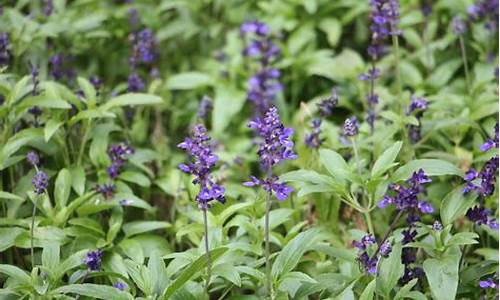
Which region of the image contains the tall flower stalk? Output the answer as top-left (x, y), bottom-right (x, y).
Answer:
top-left (27, 151), bottom-right (48, 268)
top-left (244, 107), bottom-right (297, 297)
top-left (178, 124), bottom-right (225, 294)
top-left (452, 16), bottom-right (471, 95)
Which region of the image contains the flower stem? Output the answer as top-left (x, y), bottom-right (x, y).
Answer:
top-left (372, 209), bottom-right (404, 258)
top-left (392, 33), bottom-right (403, 115)
top-left (264, 192), bottom-right (273, 298)
top-left (202, 208), bottom-right (212, 296)
top-left (30, 195), bottom-right (37, 269)
top-left (77, 120), bottom-right (91, 165)
top-left (458, 35), bottom-right (471, 96)
top-left (364, 212), bottom-right (375, 236)
top-left (351, 137), bottom-right (362, 177)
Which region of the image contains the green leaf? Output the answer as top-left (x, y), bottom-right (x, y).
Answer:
top-left (359, 279), bottom-right (376, 300)
top-left (392, 159), bottom-right (463, 182)
top-left (164, 247), bottom-right (228, 298)
top-left (272, 228), bottom-right (320, 279)
top-left (0, 264), bottom-right (31, 285)
top-left (377, 243), bottom-right (404, 297)
top-left (394, 279), bottom-right (418, 300)
top-left (165, 72), bottom-right (212, 90)
top-left (212, 86), bottom-right (246, 135)
top-left (1, 128), bottom-right (44, 163)
top-left (319, 149), bottom-right (351, 183)
top-left (44, 119), bottom-right (64, 142)
top-left (371, 141), bottom-right (402, 178)
top-left (17, 96), bottom-right (72, 111)
top-left (427, 59), bottom-right (462, 89)
top-left (70, 165), bottom-right (86, 196)
top-left (0, 191), bottom-right (24, 202)
top-left (446, 232), bottom-right (479, 247)
top-left (102, 93), bottom-right (162, 110)
top-left (77, 77), bottom-right (97, 106)
top-left (53, 250), bottom-right (87, 279)
top-left (213, 263), bottom-right (241, 286)
top-left (54, 284), bottom-right (133, 300)
top-left (440, 186), bottom-right (477, 225)
top-left (122, 221), bottom-right (171, 237)
top-left (318, 18), bottom-right (342, 47)
top-left (42, 243), bottom-right (60, 270)
top-left (148, 251), bottom-right (169, 295)
top-left (0, 227), bottom-right (24, 252)
top-left (423, 255), bottom-right (460, 300)
top-left (55, 168), bottom-right (71, 208)
top-left (118, 171), bottom-right (151, 187)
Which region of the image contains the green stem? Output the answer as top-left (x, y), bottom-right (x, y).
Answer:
top-left (458, 35), bottom-right (471, 96)
top-left (351, 137), bottom-right (362, 177)
top-left (392, 33), bottom-right (403, 115)
top-left (264, 192), bottom-right (273, 299)
top-left (77, 121), bottom-right (91, 166)
top-left (202, 208), bottom-right (212, 296)
top-left (364, 212), bottom-right (375, 235)
top-left (30, 195), bottom-right (37, 269)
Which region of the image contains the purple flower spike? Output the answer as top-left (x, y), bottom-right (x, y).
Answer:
top-left (317, 88), bottom-right (339, 117)
top-left (96, 184), bottom-right (116, 200)
top-left (305, 118), bottom-right (323, 149)
top-left (178, 124), bottom-right (225, 209)
top-left (0, 32), bottom-right (10, 66)
top-left (380, 241), bottom-right (392, 257)
top-left (27, 151), bottom-right (39, 167)
top-left (85, 249), bottom-right (103, 271)
top-left (113, 282), bottom-right (127, 291)
top-left (480, 123), bottom-right (499, 151)
top-left (107, 143), bottom-right (135, 179)
top-left (343, 117), bottom-right (359, 137)
top-left (32, 171), bottom-right (48, 195)
top-left (432, 221), bottom-right (443, 231)
top-left (452, 16), bottom-right (467, 35)
top-left (479, 277), bottom-right (498, 289)
top-left (197, 95), bottom-right (213, 120)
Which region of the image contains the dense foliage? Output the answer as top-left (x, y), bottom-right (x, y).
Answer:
top-left (0, 0), bottom-right (498, 299)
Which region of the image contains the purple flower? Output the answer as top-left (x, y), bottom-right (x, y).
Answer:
top-left (408, 95), bottom-right (428, 114)
top-left (305, 118), bottom-right (323, 149)
top-left (407, 95), bottom-right (428, 143)
top-left (317, 88), bottom-right (338, 117)
top-left (360, 67), bottom-right (381, 131)
top-left (43, 0), bottom-right (54, 16)
top-left (466, 206), bottom-right (498, 230)
top-left (27, 151), bottom-right (39, 167)
top-left (248, 107), bottom-right (297, 169)
top-left (127, 8), bottom-right (139, 28)
top-left (0, 32), bottom-right (10, 66)
top-left (479, 277), bottom-right (498, 289)
top-left (89, 76), bottom-right (103, 91)
top-left (129, 29), bottom-right (158, 66)
top-left (432, 221), bottom-right (443, 231)
top-left (480, 123), bottom-right (498, 151)
top-left (240, 21), bottom-right (270, 36)
top-left (32, 171), bottom-right (48, 194)
top-left (246, 68), bottom-right (283, 116)
top-left (107, 143), bottom-right (134, 179)
top-left (417, 200), bottom-right (434, 214)
top-left (96, 184), bottom-right (116, 200)
top-left (464, 156), bottom-right (498, 197)
top-left (29, 63), bottom-right (40, 96)
top-left (380, 241), bottom-right (392, 257)
top-left (343, 117), bottom-right (359, 137)
top-left (197, 95), bottom-right (213, 120)
top-left (245, 107), bottom-right (296, 201)
top-left (127, 72), bottom-right (145, 92)
top-left (178, 124), bottom-right (225, 209)
top-left (468, 0), bottom-right (499, 31)
top-left (84, 249), bottom-right (103, 271)
top-left (352, 234), bottom-right (379, 274)
top-left (119, 199), bottom-right (133, 206)
top-left (368, 0), bottom-right (401, 60)
top-left (49, 53), bottom-right (75, 82)
top-left (452, 16), bottom-right (467, 35)
top-left (113, 282), bottom-right (127, 291)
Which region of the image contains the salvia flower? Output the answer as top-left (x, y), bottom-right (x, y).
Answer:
top-left (452, 16), bottom-right (467, 35)
top-left (317, 88), bottom-right (338, 117)
top-left (305, 118), bottom-right (323, 149)
top-left (127, 72), bottom-right (145, 92)
top-left (26, 151), bottom-right (39, 167)
top-left (197, 95), bottom-right (213, 120)
top-left (244, 107), bottom-right (296, 201)
top-left (343, 116), bottom-right (359, 137)
top-left (468, 0), bottom-right (499, 31)
top-left (0, 32), bottom-right (10, 66)
top-left (43, 0), bottom-right (54, 17)
top-left (368, 0), bottom-right (401, 60)
top-left (480, 123), bottom-right (498, 151)
top-left (380, 241), bottom-right (392, 257)
top-left (479, 277), bottom-right (499, 289)
top-left (241, 21), bottom-right (282, 116)
top-left (359, 67), bottom-right (381, 131)
top-left (49, 53), bottom-right (75, 82)
top-left (466, 206), bottom-right (499, 229)
top-left (129, 28), bottom-right (158, 66)
top-left (84, 249), bottom-right (103, 271)
top-left (432, 221), bottom-right (443, 231)
top-left (29, 63), bottom-right (40, 96)
top-left (107, 143), bottom-right (135, 179)
top-left (407, 95), bottom-right (429, 143)
top-left (178, 124), bottom-right (225, 209)
top-left (96, 184), bottom-right (116, 200)
top-left (379, 169), bottom-right (433, 213)
top-left (352, 234), bottom-right (379, 274)
top-left (32, 171), bottom-right (48, 195)
top-left (247, 107), bottom-right (297, 169)
top-left (113, 282), bottom-right (127, 291)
